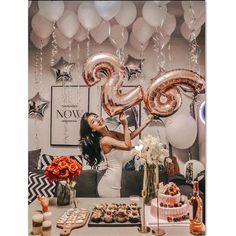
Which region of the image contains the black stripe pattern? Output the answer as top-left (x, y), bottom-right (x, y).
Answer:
top-left (28, 171), bottom-right (56, 204)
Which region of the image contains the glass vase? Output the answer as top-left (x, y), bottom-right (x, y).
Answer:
top-left (144, 163), bottom-right (157, 205)
top-left (57, 181), bottom-right (76, 206)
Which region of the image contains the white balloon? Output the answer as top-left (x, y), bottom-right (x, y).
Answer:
top-left (74, 26), bottom-right (87, 42)
top-left (38, 1), bottom-right (64, 22)
top-left (31, 13), bottom-right (53, 39)
top-left (161, 13), bottom-right (176, 36)
top-left (129, 32), bottom-right (149, 51)
top-left (165, 114), bottom-right (198, 149)
top-left (78, 2), bottom-right (102, 31)
top-left (90, 21), bottom-right (110, 44)
top-left (30, 31), bottom-right (50, 49)
top-left (57, 10), bottom-right (80, 38)
top-left (180, 22), bottom-right (201, 41)
top-left (55, 28), bottom-right (71, 50)
top-left (115, 1), bottom-right (137, 27)
top-left (109, 24), bottom-right (128, 49)
top-left (184, 160), bottom-right (205, 182)
top-left (181, 1), bottom-right (205, 18)
top-left (143, 1), bottom-right (167, 27)
top-left (94, 1), bottom-right (121, 21)
top-left (154, 1), bottom-right (170, 7)
top-left (184, 11), bottom-right (205, 30)
top-left (132, 17), bottom-right (154, 44)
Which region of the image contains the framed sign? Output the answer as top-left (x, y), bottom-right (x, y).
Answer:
top-left (50, 85), bottom-right (90, 146)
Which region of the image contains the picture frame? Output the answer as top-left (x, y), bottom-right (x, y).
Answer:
top-left (50, 85), bottom-right (90, 146)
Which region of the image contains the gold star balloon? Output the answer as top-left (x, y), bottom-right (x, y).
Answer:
top-left (51, 57), bottom-right (75, 82)
top-left (28, 92), bottom-right (49, 119)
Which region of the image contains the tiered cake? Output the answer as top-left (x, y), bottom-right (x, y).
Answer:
top-left (150, 182), bottom-right (189, 221)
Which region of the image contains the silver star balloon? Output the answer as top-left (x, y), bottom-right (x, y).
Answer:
top-left (125, 55), bottom-right (144, 81)
top-left (51, 57), bottom-right (75, 82)
top-left (28, 92), bottom-right (49, 119)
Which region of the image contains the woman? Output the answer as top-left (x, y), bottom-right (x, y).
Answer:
top-left (80, 112), bottom-right (153, 197)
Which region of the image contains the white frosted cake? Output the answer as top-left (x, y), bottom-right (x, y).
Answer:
top-left (150, 182), bottom-right (189, 222)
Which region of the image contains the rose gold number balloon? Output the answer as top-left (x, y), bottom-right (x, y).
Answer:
top-left (83, 53), bottom-right (143, 116)
top-left (144, 69), bottom-right (205, 117)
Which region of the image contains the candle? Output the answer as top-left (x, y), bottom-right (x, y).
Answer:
top-left (43, 211), bottom-right (52, 221)
top-left (42, 220), bottom-right (52, 236)
top-left (32, 213), bottom-right (43, 235)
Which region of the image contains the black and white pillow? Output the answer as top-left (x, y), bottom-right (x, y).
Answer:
top-left (28, 171), bottom-right (56, 204)
top-left (38, 154), bottom-right (83, 170)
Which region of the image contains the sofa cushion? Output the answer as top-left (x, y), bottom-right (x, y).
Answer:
top-left (28, 169), bottom-right (56, 204)
top-left (120, 169), bottom-right (168, 197)
top-left (120, 170), bottom-right (143, 197)
top-left (75, 170), bottom-right (98, 197)
top-left (28, 149), bottom-right (41, 170)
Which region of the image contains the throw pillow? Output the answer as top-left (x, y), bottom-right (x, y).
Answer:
top-left (28, 170), bottom-right (56, 204)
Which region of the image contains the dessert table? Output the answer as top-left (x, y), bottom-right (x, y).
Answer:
top-left (28, 198), bottom-right (193, 236)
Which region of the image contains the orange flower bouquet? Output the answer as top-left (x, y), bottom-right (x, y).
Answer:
top-left (45, 156), bottom-right (82, 206)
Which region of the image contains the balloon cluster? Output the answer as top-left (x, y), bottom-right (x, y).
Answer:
top-left (180, 1), bottom-right (205, 41)
top-left (29, 1), bottom-right (199, 51)
top-left (83, 53), bottom-right (205, 117)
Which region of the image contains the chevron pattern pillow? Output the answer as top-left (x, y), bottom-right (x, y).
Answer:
top-left (28, 171), bottom-right (56, 204)
top-left (38, 154), bottom-right (83, 170)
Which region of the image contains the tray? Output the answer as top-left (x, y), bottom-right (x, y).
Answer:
top-left (88, 204), bottom-right (141, 227)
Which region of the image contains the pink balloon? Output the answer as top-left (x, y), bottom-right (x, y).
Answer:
top-left (57, 10), bottom-right (80, 38)
top-left (90, 21), bottom-right (110, 44)
top-left (161, 13), bottom-right (176, 36)
top-left (83, 53), bottom-right (144, 116)
top-left (184, 11), bottom-right (205, 30)
top-left (31, 13), bottom-right (53, 39)
top-left (109, 24), bottom-right (128, 49)
top-left (180, 22), bottom-right (201, 41)
top-left (30, 31), bottom-right (50, 49)
top-left (129, 32), bottom-right (149, 51)
top-left (55, 28), bottom-right (71, 50)
top-left (74, 26), bottom-right (87, 42)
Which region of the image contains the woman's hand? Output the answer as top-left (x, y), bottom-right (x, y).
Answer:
top-left (119, 112), bottom-right (128, 126)
top-left (145, 114), bottom-right (154, 125)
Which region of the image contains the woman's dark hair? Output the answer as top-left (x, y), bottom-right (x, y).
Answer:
top-left (80, 112), bottom-right (103, 167)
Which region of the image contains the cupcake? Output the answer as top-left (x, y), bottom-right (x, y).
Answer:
top-left (128, 210), bottom-right (140, 223)
top-left (103, 213), bottom-right (114, 223)
top-left (91, 210), bottom-right (102, 223)
top-left (116, 209), bottom-right (127, 223)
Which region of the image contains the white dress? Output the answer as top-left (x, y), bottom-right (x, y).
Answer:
top-left (97, 149), bottom-right (134, 198)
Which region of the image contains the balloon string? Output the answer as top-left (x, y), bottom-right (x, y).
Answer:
top-left (34, 119), bottom-right (40, 149)
top-left (140, 43), bottom-right (144, 82)
top-left (153, 28), bottom-right (166, 76)
top-left (34, 50), bottom-right (39, 91)
top-left (86, 30), bottom-right (90, 59)
top-left (39, 41), bottom-right (43, 94)
top-left (51, 22), bottom-right (58, 67)
top-left (188, 0), bottom-right (202, 102)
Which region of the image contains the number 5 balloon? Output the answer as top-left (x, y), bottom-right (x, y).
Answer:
top-left (83, 53), bottom-right (144, 116)
top-left (144, 69), bottom-right (205, 117)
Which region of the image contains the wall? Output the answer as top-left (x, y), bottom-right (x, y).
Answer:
top-left (28, 36), bottom-right (205, 174)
